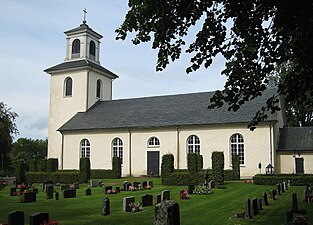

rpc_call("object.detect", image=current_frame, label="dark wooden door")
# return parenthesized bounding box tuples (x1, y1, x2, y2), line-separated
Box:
(295, 158, 304, 174)
(147, 151, 159, 176)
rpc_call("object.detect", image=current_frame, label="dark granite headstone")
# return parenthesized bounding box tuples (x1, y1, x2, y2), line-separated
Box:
(60, 184, 69, 191)
(188, 185, 195, 194)
(142, 194, 153, 207)
(142, 181, 148, 188)
(287, 209, 293, 224)
(292, 193, 298, 213)
(29, 212, 49, 225)
(252, 198, 259, 216)
(90, 180, 98, 187)
(85, 188, 91, 196)
(154, 200, 180, 225)
(123, 196, 135, 212)
(258, 198, 262, 211)
(277, 184, 281, 195)
(115, 187, 120, 193)
(281, 183, 285, 193)
(208, 180, 215, 189)
(10, 187, 16, 196)
(55, 192, 59, 200)
(63, 189, 76, 198)
(21, 192, 36, 203)
(104, 186, 113, 194)
(162, 190, 170, 201)
(263, 192, 269, 206)
(148, 181, 154, 187)
(102, 197, 110, 216)
(270, 190, 276, 200)
(46, 185, 54, 199)
(132, 181, 140, 189)
(156, 194, 161, 204)
(123, 182, 131, 191)
(8, 210, 24, 225)
(245, 198, 252, 218)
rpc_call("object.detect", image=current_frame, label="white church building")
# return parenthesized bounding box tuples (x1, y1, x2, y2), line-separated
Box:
(44, 22, 313, 178)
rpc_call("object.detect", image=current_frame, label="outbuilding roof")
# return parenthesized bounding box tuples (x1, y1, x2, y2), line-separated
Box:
(277, 126, 313, 151)
(59, 88, 279, 132)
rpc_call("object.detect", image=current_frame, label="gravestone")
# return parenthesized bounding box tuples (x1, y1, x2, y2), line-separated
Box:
(277, 184, 281, 195)
(63, 189, 76, 198)
(123, 181, 131, 191)
(115, 187, 120, 193)
(284, 181, 288, 190)
(281, 183, 285, 193)
(161, 190, 170, 201)
(270, 189, 276, 200)
(132, 181, 140, 189)
(142, 194, 153, 207)
(292, 193, 298, 213)
(123, 196, 135, 212)
(85, 188, 91, 196)
(10, 187, 16, 196)
(154, 200, 180, 225)
(156, 194, 161, 204)
(55, 192, 59, 200)
(142, 181, 148, 188)
(72, 183, 79, 189)
(148, 181, 154, 187)
(60, 184, 69, 191)
(188, 185, 195, 194)
(8, 210, 24, 225)
(21, 192, 36, 203)
(102, 197, 110, 216)
(258, 198, 262, 211)
(252, 198, 259, 216)
(287, 180, 291, 187)
(104, 186, 113, 194)
(46, 185, 54, 199)
(208, 180, 215, 189)
(29, 212, 49, 225)
(263, 192, 269, 206)
(90, 180, 98, 187)
(245, 198, 252, 219)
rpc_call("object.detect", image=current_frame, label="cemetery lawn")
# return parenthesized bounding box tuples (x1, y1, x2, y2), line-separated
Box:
(1, 178, 313, 225)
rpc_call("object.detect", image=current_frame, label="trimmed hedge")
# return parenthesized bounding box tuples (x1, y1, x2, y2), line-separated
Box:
(112, 157, 122, 178)
(198, 155, 203, 171)
(90, 170, 115, 179)
(26, 171, 83, 183)
(28, 159, 38, 172)
(224, 169, 239, 181)
(161, 154, 174, 185)
(212, 151, 224, 182)
(47, 158, 58, 173)
(187, 153, 198, 173)
(231, 154, 240, 180)
(38, 159, 47, 172)
(253, 174, 313, 186)
(165, 172, 206, 186)
(80, 157, 91, 183)
(16, 161, 26, 183)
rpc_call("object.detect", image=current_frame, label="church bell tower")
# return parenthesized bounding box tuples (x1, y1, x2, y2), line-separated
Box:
(44, 15, 118, 167)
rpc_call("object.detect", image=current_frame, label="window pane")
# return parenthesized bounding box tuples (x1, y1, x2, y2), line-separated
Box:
(65, 78, 72, 97)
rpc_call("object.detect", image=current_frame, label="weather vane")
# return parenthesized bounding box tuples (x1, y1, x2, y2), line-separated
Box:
(83, 8, 87, 24)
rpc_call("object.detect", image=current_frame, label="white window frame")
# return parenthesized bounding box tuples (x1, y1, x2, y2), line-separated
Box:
(187, 135, 200, 155)
(230, 133, 245, 166)
(64, 77, 73, 97)
(147, 137, 160, 148)
(80, 139, 90, 158)
(112, 138, 123, 164)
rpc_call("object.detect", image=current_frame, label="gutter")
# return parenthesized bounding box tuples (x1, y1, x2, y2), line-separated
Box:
(60, 132, 64, 170)
(176, 126, 180, 169)
(128, 128, 132, 176)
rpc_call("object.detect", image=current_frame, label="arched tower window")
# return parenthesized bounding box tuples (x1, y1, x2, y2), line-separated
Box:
(148, 137, 160, 147)
(89, 40, 96, 60)
(72, 39, 80, 58)
(187, 135, 200, 155)
(230, 133, 244, 165)
(81, 139, 90, 158)
(112, 138, 123, 164)
(64, 77, 73, 97)
(96, 79, 102, 99)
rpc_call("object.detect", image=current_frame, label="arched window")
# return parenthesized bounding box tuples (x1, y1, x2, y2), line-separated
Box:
(64, 77, 73, 97)
(112, 138, 123, 163)
(96, 79, 102, 99)
(148, 137, 160, 147)
(81, 139, 90, 158)
(89, 40, 96, 60)
(187, 135, 200, 155)
(230, 133, 244, 165)
(72, 39, 80, 58)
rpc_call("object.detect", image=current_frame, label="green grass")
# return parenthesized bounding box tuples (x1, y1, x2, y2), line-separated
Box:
(0, 178, 312, 225)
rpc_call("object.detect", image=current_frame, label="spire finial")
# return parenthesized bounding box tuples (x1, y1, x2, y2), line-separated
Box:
(83, 8, 87, 24)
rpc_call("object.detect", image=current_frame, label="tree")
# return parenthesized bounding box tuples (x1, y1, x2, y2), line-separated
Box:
(116, 0, 313, 129)
(0, 102, 18, 173)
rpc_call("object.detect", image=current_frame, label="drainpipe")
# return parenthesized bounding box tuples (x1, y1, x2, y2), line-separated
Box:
(60, 132, 64, 170)
(128, 129, 132, 176)
(176, 127, 180, 169)
(269, 123, 273, 166)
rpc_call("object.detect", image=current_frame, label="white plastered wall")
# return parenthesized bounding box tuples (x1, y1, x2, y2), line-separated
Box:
(276, 152, 313, 174)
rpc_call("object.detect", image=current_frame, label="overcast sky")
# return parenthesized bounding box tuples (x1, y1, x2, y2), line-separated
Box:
(0, 1, 227, 140)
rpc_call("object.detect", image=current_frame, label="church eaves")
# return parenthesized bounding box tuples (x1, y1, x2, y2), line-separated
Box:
(277, 126, 313, 151)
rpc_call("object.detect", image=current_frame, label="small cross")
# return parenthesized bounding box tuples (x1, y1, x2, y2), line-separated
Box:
(83, 8, 87, 24)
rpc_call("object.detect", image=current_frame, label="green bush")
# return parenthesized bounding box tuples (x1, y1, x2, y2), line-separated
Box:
(16, 161, 26, 183)
(198, 155, 203, 171)
(80, 157, 91, 183)
(112, 157, 122, 178)
(212, 151, 224, 183)
(26, 171, 83, 183)
(187, 153, 198, 173)
(26, 172, 49, 183)
(91, 170, 115, 179)
(224, 169, 238, 181)
(28, 159, 38, 172)
(231, 154, 240, 180)
(38, 159, 47, 172)
(165, 172, 206, 186)
(47, 158, 58, 173)
(161, 154, 174, 185)
(253, 174, 313, 186)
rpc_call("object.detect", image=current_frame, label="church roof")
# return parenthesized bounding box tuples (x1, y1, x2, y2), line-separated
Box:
(64, 23, 103, 39)
(44, 60, 118, 79)
(277, 126, 313, 151)
(59, 88, 280, 132)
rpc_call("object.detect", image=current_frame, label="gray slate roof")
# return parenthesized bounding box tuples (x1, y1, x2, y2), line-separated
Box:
(59, 88, 279, 132)
(44, 60, 118, 79)
(64, 23, 102, 38)
(277, 127, 313, 151)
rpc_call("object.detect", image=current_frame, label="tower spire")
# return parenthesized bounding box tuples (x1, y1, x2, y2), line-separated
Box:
(83, 8, 87, 24)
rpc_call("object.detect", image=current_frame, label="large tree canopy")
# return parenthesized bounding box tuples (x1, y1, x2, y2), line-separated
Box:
(116, 0, 313, 129)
